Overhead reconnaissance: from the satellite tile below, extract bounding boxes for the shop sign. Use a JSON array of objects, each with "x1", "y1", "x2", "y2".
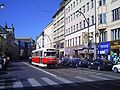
[
  {"x1": 82, "y1": 32, "x2": 88, "y2": 46},
  {"x1": 111, "y1": 41, "x2": 120, "y2": 49},
  {"x1": 98, "y1": 42, "x2": 110, "y2": 55}
]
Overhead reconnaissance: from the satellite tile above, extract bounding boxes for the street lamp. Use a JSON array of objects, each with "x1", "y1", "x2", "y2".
[
  {"x1": 0, "y1": 3, "x2": 4, "y2": 10},
  {"x1": 77, "y1": 10, "x2": 90, "y2": 58}
]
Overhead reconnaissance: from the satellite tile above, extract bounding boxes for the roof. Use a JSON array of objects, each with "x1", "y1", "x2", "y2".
[{"x1": 0, "y1": 25, "x2": 7, "y2": 34}]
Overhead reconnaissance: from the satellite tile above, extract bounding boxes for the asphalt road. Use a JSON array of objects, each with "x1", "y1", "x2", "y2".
[{"x1": 0, "y1": 61, "x2": 120, "y2": 90}]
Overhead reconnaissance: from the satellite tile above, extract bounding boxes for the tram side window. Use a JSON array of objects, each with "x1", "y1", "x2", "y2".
[
  {"x1": 39, "y1": 51, "x2": 42, "y2": 57},
  {"x1": 35, "y1": 51, "x2": 39, "y2": 57},
  {"x1": 32, "y1": 53, "x2": 35, "y2": 57}
]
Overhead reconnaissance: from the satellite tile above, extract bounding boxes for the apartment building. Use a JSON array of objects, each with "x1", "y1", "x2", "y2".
[
  {"x1": 44, "y1": 22, "x2": 54, "y2": 48},
  {"x1": 52, "y1": 1, "x2": 65, "y2": 57},
  {"x1": 64, "y1": 0, "x2": 96, "y2": 58},
  {"x1": 96, "y1": 0, "x2": 120, "y2": 62},
  {"x1": 36, "y1": 31, "x2": 44, "y2": 49}
]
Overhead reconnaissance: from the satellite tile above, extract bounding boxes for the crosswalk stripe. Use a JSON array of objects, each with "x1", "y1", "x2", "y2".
[
  {"x1": 103, "y1": 74, "x2": 120, "y2": 80},
  {"x1": 41, "y1": 77, "x2": 58, "y2": 85},
  {"x1": 75, "y1": 76, "x2": 94, "y2": 82},
  {"x1": 0, "y1": 80, "x2": 5, "y2": 89},
  {"x1": 55, "y1": 77, "x2": 73, "y2": 84},
  {"x1": 28, "y1": 78, "x2": 41, "y2": 87},
  {"x1": 91, "y1": 75, "x2": 109, "y2": 80},
  {"x1": 13, "y1": 80, "x2": 23, "y2": 88}
]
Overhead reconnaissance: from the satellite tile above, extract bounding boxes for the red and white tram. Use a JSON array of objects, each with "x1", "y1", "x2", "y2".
[{"x1": 31, "y1": 48, "x2": 57, "y2": 67}]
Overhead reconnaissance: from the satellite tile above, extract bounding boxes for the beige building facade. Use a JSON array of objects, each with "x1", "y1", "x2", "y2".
[
  {"x1": 44, "y1": 22, "x2": 54, "y2": 48},
  {"x1": 52, "y1": 1, "x2": 65, "y2": 57},
  {"x1": 64, "y1": 0, "x2": 96, "y2": 58},
  {"x1": 96, "y1": 0, "x2": 120, "y2": 62}
]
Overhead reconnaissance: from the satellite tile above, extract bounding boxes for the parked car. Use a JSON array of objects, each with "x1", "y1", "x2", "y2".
[
  {"x1": 112, "y1": 62, "x2": 120, "y2": 73},
  {"x1": 58, "y1": 57, "x2": 69, "y2": 66},
  {"x1": 79, "y1": 59, "x2": 93, "y2": 68},
  {"x1": 68, "y1": 58, "x2": 81, "y2": 68},
  {"x1": 0, "y1": 56, "x2": 4, "y2": 70},
  {"x1": 88, "y1": 59, "x2": 113, "y2": 71}
]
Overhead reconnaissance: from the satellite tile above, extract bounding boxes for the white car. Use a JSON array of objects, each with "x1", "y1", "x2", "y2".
[{"x1": 112, "y1": 63, "x2": 120, "y2": 73}]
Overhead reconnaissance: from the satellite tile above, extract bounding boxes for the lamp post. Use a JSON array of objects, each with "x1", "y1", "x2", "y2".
[
  {"x1": 0, "y1": 3, "x2": 4, "y2": 10},
  {"x1": 77, "y1": 10, "x2": 90, "y2": 58}
]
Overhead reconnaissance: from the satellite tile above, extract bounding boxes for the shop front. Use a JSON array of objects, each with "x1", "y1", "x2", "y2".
[
  {"x1": 97, "y1": 42, "x2": 110, "y2": 60},
  {"x1": 110, "y1": 40, "x2": 120, "y2": 63}
]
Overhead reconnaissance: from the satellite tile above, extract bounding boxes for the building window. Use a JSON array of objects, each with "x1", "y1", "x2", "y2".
[
  {"x1": 87, "y1": 2, "x2": 89, "y2": 11},
  {"x1": 98, "y1": 13, "x2": 106, "y2": 24},
  {"x1": 112, "y1": 0, "x2": 118, "y2": 3},
  {"x1": 80, "y1": 22, "x2": 82, "y2": 29},
  {"x1": 79, "y1": 0, "x2": 81, "y2": 3},
  {"x1": 68, "y1": 16, "x2": 70, "y2": 22},
  {"x1": 68, "y1": 28, "x2": 70, "y2": 34},
  {"x1": 71, "y1": 27, "x2": 73, "y2": 33},
  {"x1": 79, "y1": 36, "x2": 81, "y2": 45},
  {"x1": 100, "y1": 31, "x2": 107, "y2": 42},
  {"x1": 83, "y1": 20, "x2": 85, "y2": 28},
  {"x1": 99, "y1": 0, "x2": 106, "y2": 6},
  {"x1": 61, "y1": 42, "x2": 64, "y2": 48},
  {"x1": 73, "y1": 25, "x2": 75, "y2": 32},
  {"x1": 83, "y1": 5, "x2": 85, "y2": 13},
  {"x1": 73, "y1": 13, "x2": 75, "y2": 19},
  {"x1": 71, "y1": 14, "x2": 73, "y2": 21},
  {"x1": 76, "y1": 24, "x2": 78, "y2": 31},
  {"x1": 70, "y1": 39, "x2": 72, "y2": 46},
  {"x1": 111, "y1": 28, "x2": 120, "y2": 40},
  {"x1": 73, "y1": 38, "x2": 74, "y2": 46},
  {"x1": 87, "y1": 18, "x2": 90, "y2": 26},
  {"x1": 91, "y1": 15, "x2": 94, "y2": 25},
  {"x1": 79, "y1": 8, "x2": 81, "y2": 16},
  {"x1": 75, "y1": 37, "x2": 77, "y2": 46},
  {"x1": 76, "y1": 0, "x2": 78, "y2": 5},
  {"x1": 112, "y1": 7, "x2": 120, "y2": 21},
  {"x1": 68, "y1": 40, "x2": 69, "y2": 47},
  {"x1": 68, "y1": 6, "x2": 70, "y2": 12},
  {"x1": 91, "y1": 0, "x2": 94, "y2": 8},
  {"x1": 73, "y1": 2, "x2": 75, "y2": 8},
  {"x1": 71, "y1": 4, "x2": 72, "y2": 10}
]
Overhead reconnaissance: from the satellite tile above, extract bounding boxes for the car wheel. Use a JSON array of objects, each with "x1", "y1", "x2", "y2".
[
  {"x1": 113, "y1": 67, "x2": 118, "y2": 73},
  {"x1": 75, "y1": 64, "x2": 78, "y2": 68},
  {"x1": 88, "y1": 65, "x2": 91, "y2": 69},
  {"x1": 97, "y1": 66, "x2": 101, "y2": 71}
]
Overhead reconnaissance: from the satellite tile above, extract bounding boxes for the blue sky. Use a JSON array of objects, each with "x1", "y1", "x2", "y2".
[{"x1": 0, "y1": 0, "x2": 62, "y2": 40}]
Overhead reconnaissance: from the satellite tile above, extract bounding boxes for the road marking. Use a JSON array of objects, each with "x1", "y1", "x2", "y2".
[
  {"x1": 13, "y1": 80, "x2": 23, "y2": 88},
  {"x1": 103, "y1": 74, "x2": 120, "y2": 80},
  {"x1": 75, "y1": 76, "x2": 94, "y2": 82},
  {"x1": 0, "y1": 80, "x2": 5, "y2": 89},
  {"x1": 41, "y1": 77, "x2": 58, "y2": 85},
  {"x1": 28, "y1": 78, "x2": 41, "y2": 87},
  {"x1": 91, "y1": 75, "x2": 109, "y2": 80},
  {"x1": 22, "y1": 62, "x2": 57, "y2": 77},
  {"x1": 55, "y1": 77, "x2": 73, "y2": 84}
]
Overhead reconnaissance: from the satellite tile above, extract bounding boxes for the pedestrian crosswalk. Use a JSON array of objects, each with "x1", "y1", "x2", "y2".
[
  {"x1": 0, "y1": 74, "x2": 120, "y2": 89},
  {"x1": 0, "y1": 76, "x2": 73, "y2": 89}
]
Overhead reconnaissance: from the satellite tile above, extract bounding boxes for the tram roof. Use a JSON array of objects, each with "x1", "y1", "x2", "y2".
[{"x1": 32, "y1": 48, "x2": 56, "y2": 53}]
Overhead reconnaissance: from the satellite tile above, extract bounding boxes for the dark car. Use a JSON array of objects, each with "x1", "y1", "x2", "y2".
[
  {"x1": 0, "y1": 56, "x2": 4, "y2": 70},
  {"x1": 88, "y1": 59, "x2": 113, "y2": 71},
  {"x1": 79, "y1": 59, "x2": 93, "y2": 68},
  {"x1": 68, "y1": 58, "x2": 81, "y2": 68},
  {"x1": 58, "y1": 57, "x2": 70, "y2": 66}
]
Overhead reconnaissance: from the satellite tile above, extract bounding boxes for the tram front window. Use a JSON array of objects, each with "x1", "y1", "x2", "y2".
[{"x1": 44, "y1": 52, "x2": 56, "y2": 57}]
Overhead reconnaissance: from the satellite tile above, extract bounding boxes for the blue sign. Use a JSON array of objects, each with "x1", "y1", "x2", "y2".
[{"x1": 98, "y1": 42, "x2": 110, "y2": 55}]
